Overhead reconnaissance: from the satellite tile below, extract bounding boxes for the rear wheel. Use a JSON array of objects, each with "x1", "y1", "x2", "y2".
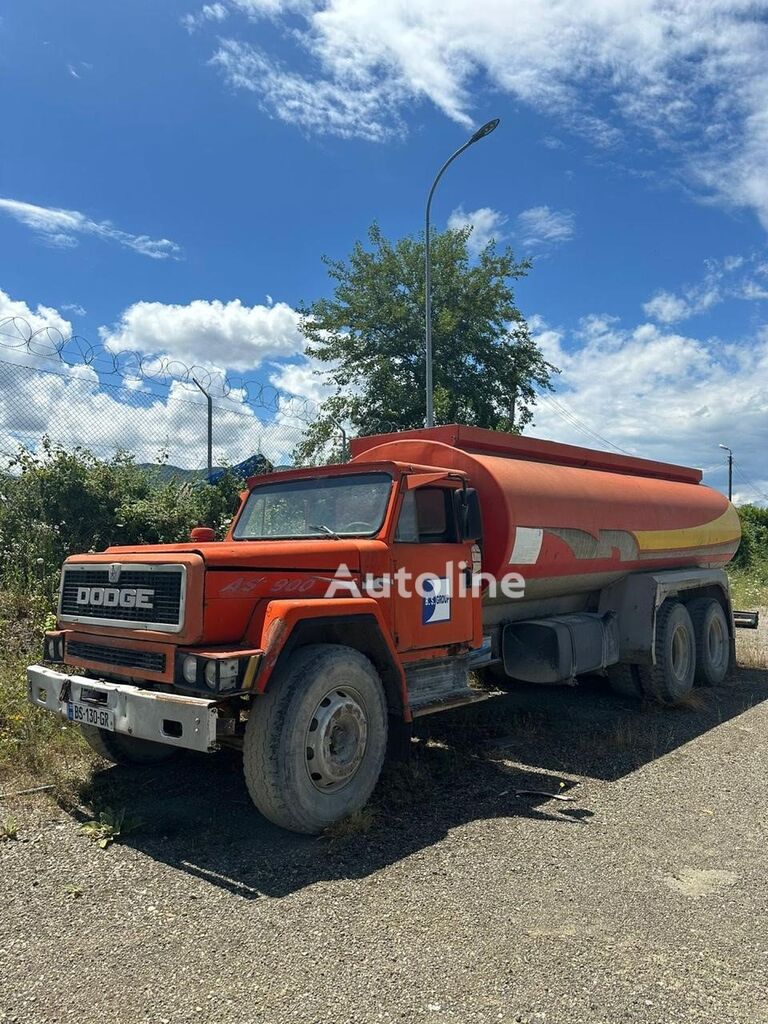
[
  {"x1": 688, "y1": 598, "x2": 730, "y2": 686},
  {"x1": 243, "y1": 644, "x2": 388, "y2": 834},
  {"x1": 80, "y1": 726, "x2": 179, "y2": 765},
  {"x1": 637, "y1": 600, "x2": 696, "y2": 703}
]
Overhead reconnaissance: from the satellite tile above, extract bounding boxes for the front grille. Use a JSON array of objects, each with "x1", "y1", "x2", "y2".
[
  {"x1": 59, "y1": 566, "x2": 183, "y2": 629},
  {"x1": 67, "y1": 640, "x2": 166, "y2": 674}
]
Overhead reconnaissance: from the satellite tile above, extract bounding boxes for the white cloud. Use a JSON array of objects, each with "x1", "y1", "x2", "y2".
[
  {"x1": 182, "y1": 3, "x2": 228, "y2": 32},
  {"x1": 447, "y1": 206, "x2": 507, "y2": 253},
  {"x1": 527, "y1": 312, "x2": 768, "y2": 501},
  {"x1": 739, "y1": 279, "x2": 768, "y2": 301},
  {"x1": 203, "y1": 0, "x2": 768, "y2": 231},
  {"x1": 210, "y1": 40, "x2": 406, "y2": 141},
  {"x1": 643, "y1": 253, "x2": 768, "y2": 324},
  {"x1": 61, "y1": 303, "x2": 87, "y2": 317},
  {"x1": 641, "y1": 291, "x2": 694, "y2": 325},
  {"x1": 0, "y1": 198, "x2": 182, "y2": 259},
  {"x1": 269, "y1": 357, "x2": 332, "y2": 407},
  {"x1": 0, "y1": 289, "x2": 72, "y2": 342},
  {"x1": 516, "y1": 206, "x2": 575, "y2": 248},
  {"x1": 99, "y1": 298, "x2": 304, "y2": 371}
]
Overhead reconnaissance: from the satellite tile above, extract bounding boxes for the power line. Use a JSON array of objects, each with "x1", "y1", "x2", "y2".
[
  {"x1": 535, "y1": 391, "x2": 634, "y2": 455},
  {"x1": 732, "y1": 460, "x2": 768, "y2": 503}
]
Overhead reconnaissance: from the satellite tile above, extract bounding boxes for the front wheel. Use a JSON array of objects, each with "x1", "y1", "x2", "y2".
[
  {"x1": 243, "y1": 644, "x2": 388, "y2": 834},
  {"x1": 80, "y1": 725, "x2": 179, "y2": 766}
]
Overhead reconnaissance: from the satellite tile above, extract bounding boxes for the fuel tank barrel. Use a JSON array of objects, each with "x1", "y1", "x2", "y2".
[{"x1": 351, "y1": 426, "x2": 740, "y2": 608}]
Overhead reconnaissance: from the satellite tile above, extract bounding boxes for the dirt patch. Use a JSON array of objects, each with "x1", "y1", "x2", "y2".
[{"x1": 664, "y1": 867, "x2": 740, "y2": 897}]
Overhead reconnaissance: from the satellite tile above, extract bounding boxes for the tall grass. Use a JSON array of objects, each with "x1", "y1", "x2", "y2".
[{"x1": 0, "y1": 591, "x2": 92, "y2": 793}]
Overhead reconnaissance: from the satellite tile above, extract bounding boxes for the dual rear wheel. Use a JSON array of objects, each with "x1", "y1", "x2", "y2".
[{"x1": 608, "y1": 597, "x2": 730, "y2": 702}]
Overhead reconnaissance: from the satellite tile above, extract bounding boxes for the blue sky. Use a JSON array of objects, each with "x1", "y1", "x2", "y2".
[{"x1": 1, "y1": 0, "x2": 768, "y2": 497}]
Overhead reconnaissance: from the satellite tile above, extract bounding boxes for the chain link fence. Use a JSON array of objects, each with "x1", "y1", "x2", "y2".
[{"x1": 0, "y1": 317, "x2": 327, "y2": 476}]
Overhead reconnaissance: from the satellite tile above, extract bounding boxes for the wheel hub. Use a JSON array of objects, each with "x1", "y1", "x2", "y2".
[
  {"x1": 671, "y1": 624, "x2": 691, "y2": 679},
  {"x1": 305, "y1": 688, "x2": 368, "y2": 791},
  {"x1": 708, "y1": 616, "x2": 726, "y2": 665}
]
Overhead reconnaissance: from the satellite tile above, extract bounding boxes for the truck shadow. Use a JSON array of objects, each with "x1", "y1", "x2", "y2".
[{"x1": 75, "y1": 658, "x2": 768, "y2": 901}]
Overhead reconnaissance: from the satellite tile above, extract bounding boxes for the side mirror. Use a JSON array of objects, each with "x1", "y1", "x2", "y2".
[
  {"x1": 190, "y1": 526, "x2": 216, "y2": 543},
  {"x1": 453, "y1": 488, "x2": 483, "y2": 542}
]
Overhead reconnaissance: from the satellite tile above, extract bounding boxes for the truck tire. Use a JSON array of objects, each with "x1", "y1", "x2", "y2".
[
  {"x1": 80, "y1": 725, "x2": 179, "y2": 765},
  {"x1": 606, "y1": 663, "x2": 641, "y2": 698},
  {"x1": 637, "y1": 600, "x2": 696, "y2": 703},
  {"x1": 243, "y1": 644, "x2": 388, "y2": 834},
  {"x1": 688, "y1": 598, "x2": 730, "y2": 686}
]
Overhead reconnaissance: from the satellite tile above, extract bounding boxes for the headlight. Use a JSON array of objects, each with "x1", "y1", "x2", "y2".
[
  {"x1": 204, "y1": 661, "x2": 218, "y2": 688},
  {"x1": 43, "y1": 633, "x2": 64, "y2": 663},
  {"x1": 182, "y1": 656, "x2": 198, "y2": 684}
]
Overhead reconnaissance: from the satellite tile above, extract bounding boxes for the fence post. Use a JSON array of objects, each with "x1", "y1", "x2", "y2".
[{"x1": 192, "y1": 378, "x2": 213, "y2": 481}]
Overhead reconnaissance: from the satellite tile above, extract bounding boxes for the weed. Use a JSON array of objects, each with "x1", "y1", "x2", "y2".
[
  {"x1": 322, "y1": 807, "x2": 375, "y2": 841},
  {"x1": 62, "y1": 883, "x2": 83, "y2": 899},
  {"x1": 727, "y1": 568, "x2": 768, "y2": 611},
  {"x1": 735, "y1": 628, "x2": 768, "y2": 672},
  {"x1": 80, "y1": 807, "x2": 142, "y2": 849},
  {"x1": 0, "y1": 815, "x2": 19, "y2": 840},
  {"x1": 670, "y1": 689, "x2": 709, "y2": 712}
]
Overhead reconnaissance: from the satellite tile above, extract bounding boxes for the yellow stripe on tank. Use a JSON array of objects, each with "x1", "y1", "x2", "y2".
[{"x1": 634, "y1": 505, "x2": 741, "y2": 553}]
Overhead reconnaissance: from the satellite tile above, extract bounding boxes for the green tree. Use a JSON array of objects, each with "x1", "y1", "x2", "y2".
[{"x1": 295, "y1": 222, "x2": 557, "y2": 463}]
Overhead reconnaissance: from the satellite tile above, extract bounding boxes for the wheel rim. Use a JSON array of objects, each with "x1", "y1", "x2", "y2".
[
  {"x1": 671, "y1": 624, "x2": 691, "y2": 680},
  {"x1": 305, "y1": 687, "x2": 368, "y2": 792},
  {"x1": 708, "y1": 614, "x2": 726, "y2": 668}
]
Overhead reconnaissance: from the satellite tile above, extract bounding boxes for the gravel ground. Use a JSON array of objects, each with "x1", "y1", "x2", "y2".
[{"x1": 2, "y1": 625, "x2": 768, "y2": 1024}]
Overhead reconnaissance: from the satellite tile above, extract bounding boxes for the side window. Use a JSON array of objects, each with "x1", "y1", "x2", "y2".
[{"x1": 395, "y1": 488, "x2": 455, "y2": 543}]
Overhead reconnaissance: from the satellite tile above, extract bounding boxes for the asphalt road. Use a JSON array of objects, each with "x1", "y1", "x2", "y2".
[{"x1": 2, "y1": 629, "x2": 767, "y2": 1024}]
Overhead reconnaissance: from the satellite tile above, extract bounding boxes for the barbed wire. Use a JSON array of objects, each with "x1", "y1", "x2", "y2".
[{"x1": 0, "y1": 315, "x2": 324, "y2": 419}]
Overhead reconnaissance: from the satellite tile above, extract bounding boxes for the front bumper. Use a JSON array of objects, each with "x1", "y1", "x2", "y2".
[{"x1": 27, "y1": 665, "x2": 219, "y2": 754}]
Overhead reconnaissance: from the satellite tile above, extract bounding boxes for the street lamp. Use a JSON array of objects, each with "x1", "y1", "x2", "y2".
[
  {"x1": 719, "y1": 443, "x2": 733, "y2": 501},
  {"x1": 424, "y1": 118, "x2": 500, "y2": 428}
]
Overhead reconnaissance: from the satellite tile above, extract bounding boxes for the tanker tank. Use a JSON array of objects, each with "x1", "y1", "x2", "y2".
[{"x1": 351, "y1": 425, "x2": 741, "y2": 625}]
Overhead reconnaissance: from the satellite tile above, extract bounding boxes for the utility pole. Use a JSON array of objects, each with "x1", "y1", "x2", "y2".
[
  {"x1": 193, "y1": 378, "x2": 213, "y2": 482},
  {"x1": 719, "y1": 443, "x2": 733, "y2": 501}
]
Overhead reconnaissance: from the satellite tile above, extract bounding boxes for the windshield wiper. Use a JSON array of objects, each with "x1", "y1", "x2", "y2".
[{"x1": 309, "y1": 523, "x2": 341, "y2": 540}]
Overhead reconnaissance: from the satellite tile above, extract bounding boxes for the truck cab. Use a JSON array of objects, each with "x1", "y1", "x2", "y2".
[{"x1": 28, "y1": 457, "x2": 487, "y2": 833}]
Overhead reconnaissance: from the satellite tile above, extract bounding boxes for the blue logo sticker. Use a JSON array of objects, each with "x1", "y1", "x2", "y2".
[{"x1": 422, "y1": 577, "x2": 451, "y2": 624}]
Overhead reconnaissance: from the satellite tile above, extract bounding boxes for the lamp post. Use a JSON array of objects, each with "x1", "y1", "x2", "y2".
[
  {"x1": 424, "y1": 118, "x2": 500, "y2": 428},
  {"x1": 719, "y1": 443, "x2": 733, "y2": 501}
]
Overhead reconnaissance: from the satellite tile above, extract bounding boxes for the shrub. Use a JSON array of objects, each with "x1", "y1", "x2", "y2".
[
  {"x1": 0, "y1": 439, "x2": 247, "y2": 599},
  {"x1": 731, "y1": 504, "x2": 768, "y2": 574}
]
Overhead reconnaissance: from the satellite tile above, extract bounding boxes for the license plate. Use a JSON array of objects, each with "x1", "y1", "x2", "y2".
[{"x1": 67, "y1": 701, "x2": 114, "y2": 731}]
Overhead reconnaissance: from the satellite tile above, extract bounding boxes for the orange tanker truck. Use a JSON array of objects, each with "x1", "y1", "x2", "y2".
[{"x1": 27, "y1": 425, "x2": 742, "y2": 833}]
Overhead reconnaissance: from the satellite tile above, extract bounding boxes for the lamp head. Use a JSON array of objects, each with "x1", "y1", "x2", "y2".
[{"x1": 468, "y1": 118, "x2": 500, "y2": 145}]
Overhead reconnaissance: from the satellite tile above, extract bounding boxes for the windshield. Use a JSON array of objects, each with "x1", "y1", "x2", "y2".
[{"x1": 232, "y1": 472, "x2": 393, "y2": 540}]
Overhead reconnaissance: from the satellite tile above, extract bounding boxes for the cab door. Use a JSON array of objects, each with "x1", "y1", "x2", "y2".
[{"x1": 391, "y1": 485, "x2": 477, "y2": 653}]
